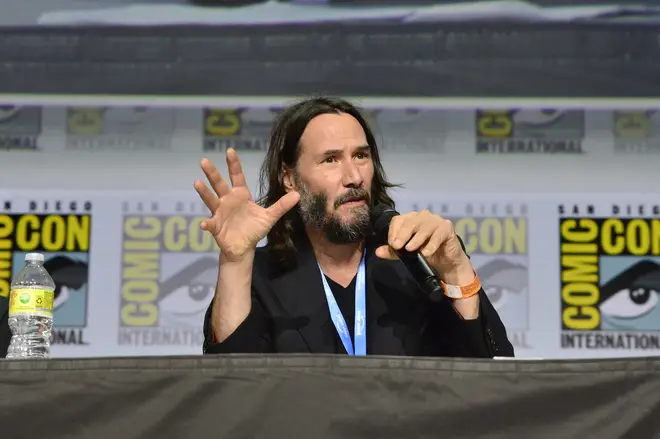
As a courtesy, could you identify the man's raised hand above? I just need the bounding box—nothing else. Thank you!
[194,148,300,263]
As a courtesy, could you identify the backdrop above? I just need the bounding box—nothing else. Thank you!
[1,99,659,360]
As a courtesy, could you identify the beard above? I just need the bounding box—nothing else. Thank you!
[295,174,372,244]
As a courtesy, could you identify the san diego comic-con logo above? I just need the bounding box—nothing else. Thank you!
[612,110,660,154]
[119,200,220,347]
[412,201,531,349]
[0,199,92,345]
[475,109,585,154]
[559,202,660,351]
[0,105,42,151]
[203,107,281,152]
[66,106,174,150]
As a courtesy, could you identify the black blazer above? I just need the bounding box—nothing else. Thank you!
[0,296,10,358]
[203,236,515,358]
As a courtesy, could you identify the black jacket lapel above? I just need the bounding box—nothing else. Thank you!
[365,250,410,356]
[268,239,335,354]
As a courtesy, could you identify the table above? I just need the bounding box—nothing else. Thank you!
[1,354,659,439]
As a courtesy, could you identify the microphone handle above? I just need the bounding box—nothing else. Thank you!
[393,248,447,302]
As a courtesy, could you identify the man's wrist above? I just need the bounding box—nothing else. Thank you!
[438,257,475,286]
[442,260,481,319]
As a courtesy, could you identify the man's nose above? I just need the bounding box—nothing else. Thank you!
[342,161,363,187]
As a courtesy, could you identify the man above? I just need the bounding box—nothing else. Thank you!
[0,295,9,358]
[195,97,514,357]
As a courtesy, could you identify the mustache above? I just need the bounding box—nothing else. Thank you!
[334,188,370,208]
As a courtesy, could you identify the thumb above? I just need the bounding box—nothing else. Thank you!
[267,191,300,221]
[375,245,398,260]
[200,217,219,236]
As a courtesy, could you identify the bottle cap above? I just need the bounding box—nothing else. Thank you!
[25,253,44,263]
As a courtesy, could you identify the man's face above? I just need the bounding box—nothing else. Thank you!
[288,112,375,244]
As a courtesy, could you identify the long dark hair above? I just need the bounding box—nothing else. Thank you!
[257,96,400,270]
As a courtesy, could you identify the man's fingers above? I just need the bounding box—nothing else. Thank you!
[199,217,219,236]
[201,158,231,197]
[267,191,300,221]
[388,216,403,247]
[226,148,249,190]
[375,245,398,260]
[404,221,436,252]
[390,214,420,250]
[194,180,220,212]
[420,227,445,258]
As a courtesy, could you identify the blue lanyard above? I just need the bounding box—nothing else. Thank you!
[318,249,367,356]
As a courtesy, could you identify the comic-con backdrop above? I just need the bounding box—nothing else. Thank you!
[1,190,659,360]
[1,103,659,359]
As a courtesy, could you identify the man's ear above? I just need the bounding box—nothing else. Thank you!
[282,168,295,193]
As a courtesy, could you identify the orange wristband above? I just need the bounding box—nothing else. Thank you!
[441,271,481,300]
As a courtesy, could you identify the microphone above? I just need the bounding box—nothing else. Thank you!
[371,204,446,302]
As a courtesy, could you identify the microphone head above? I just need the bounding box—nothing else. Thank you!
[370,203,400,237]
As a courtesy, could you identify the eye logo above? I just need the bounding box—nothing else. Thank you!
[43,255,89,311]
[478,259,527,311]
[599,260,660,331]
[0,106,21,122]
[158,256,218,319]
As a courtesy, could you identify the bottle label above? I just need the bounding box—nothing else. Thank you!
[8,289,55,318]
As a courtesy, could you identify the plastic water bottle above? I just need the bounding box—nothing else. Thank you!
[6,253,55,359]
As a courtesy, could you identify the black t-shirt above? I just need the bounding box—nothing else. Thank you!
[323,274,357,354]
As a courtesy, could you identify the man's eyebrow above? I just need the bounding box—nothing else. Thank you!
[320,145,370,156]
[321,148,342,156]
[323,145,371,155]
